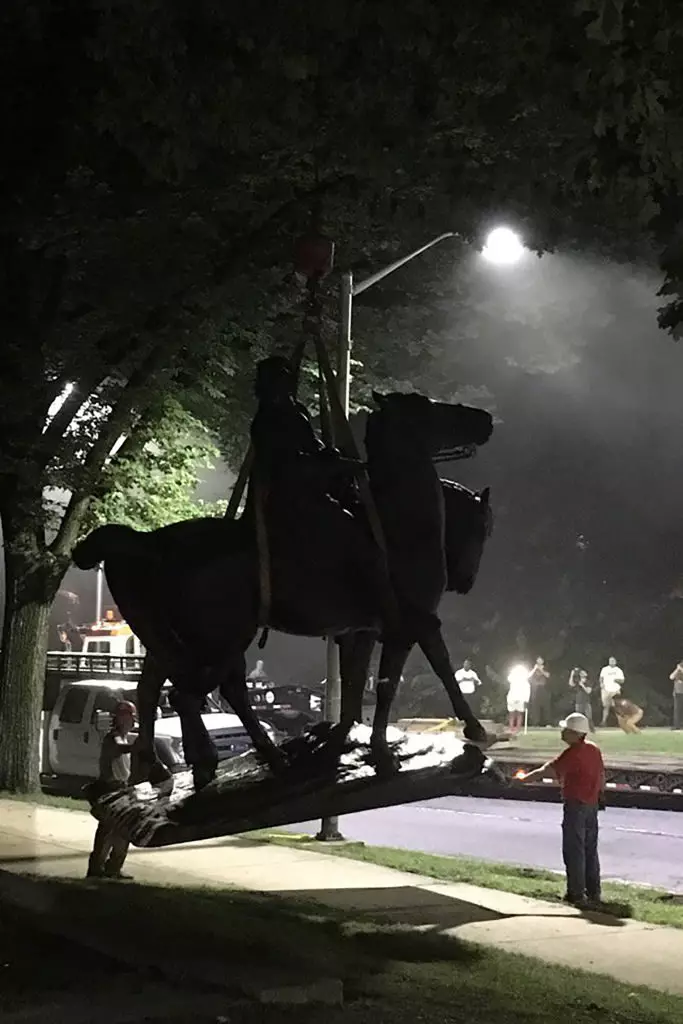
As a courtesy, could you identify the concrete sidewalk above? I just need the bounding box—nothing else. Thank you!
[1,797,682,995]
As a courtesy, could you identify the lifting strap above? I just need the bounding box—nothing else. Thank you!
[253,472,272,634]
[311,331,397,625]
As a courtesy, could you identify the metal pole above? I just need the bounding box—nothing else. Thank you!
[317,272,353,842]
[352,233,457,296]
[337,271,353,415]
[315,237,457,841]
[95,565,103,622]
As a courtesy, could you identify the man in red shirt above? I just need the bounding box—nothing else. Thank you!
[520,712,604,907]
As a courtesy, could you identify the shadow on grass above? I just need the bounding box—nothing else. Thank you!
[249,833,636,926]
[1,872,489,987]
[351,924,480,963]
[593,901,633,920]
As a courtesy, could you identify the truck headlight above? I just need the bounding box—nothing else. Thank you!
[265,690,275,704]
[309,695,322,711]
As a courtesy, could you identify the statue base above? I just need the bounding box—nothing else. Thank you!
[87,724,498,848]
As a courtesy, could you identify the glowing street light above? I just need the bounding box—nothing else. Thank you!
[481,227,525,266]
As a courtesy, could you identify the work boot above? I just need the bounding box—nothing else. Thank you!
[563,894,588,909]
[86,856,103,879]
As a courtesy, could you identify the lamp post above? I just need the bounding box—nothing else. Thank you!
[95,564,104,623]
[316,230,459,842]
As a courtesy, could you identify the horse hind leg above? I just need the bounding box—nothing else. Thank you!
[219,655,287,773]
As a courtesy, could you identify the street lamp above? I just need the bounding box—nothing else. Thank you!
[481,227,525,266]
[316,230,459,842]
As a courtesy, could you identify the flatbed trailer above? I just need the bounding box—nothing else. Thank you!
[464,743,683,809]
[395,721,683,809]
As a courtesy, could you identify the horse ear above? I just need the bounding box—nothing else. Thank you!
[480,486,490,505]
[372,390,387,408]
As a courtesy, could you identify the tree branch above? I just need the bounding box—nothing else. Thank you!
[41,332,151,465]
[48,344,174,559]
[210,172,361,284]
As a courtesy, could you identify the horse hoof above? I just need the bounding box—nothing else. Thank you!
[463,721,489,747]
[370,748,401,778]
[192,766,216,791]
[149,762,173,787]
[265,750,290,776]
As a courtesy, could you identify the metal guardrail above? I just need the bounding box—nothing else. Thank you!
[46,652,144,677]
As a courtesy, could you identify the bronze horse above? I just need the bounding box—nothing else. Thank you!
[73,390,493,787]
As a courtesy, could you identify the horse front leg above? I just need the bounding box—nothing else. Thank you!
[418,628,488,746]
[169,682,218,791]
[132,655,172,785]
[370,639,413,776]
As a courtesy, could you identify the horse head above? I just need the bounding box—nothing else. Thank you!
[442,481,494,594]
[370,391,493,462]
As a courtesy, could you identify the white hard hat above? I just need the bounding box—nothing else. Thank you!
[559,712,590,735]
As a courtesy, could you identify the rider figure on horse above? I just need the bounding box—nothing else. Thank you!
[248,356,354,514]
[250,356,323,473]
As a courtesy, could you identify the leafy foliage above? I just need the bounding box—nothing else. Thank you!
[85,400,224,533]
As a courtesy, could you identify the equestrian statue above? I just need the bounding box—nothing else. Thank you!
[73,356,494,790]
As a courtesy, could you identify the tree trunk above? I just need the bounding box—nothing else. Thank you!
[0,596,52,791]
[0,494,63,793]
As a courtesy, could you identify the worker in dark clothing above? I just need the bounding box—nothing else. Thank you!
[570,668,595,732]
[86,700,137,880]
[528,657,551,727]
[670,661,683,729]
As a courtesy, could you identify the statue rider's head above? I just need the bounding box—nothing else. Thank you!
[255,356,295,403]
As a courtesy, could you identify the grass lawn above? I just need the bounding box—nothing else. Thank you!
[0,789,88,811]
[249,830,683,930]
[5,873,683,1024]
[502,727,683,758]
[0,900,144,1016]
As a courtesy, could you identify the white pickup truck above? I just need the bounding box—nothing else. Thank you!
[40,678,274,784]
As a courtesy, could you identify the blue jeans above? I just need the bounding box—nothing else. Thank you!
[562,801,600,902]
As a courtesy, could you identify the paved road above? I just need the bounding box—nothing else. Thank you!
[289,796,683,892]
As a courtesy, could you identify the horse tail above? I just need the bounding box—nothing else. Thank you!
[72,525,142,569]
